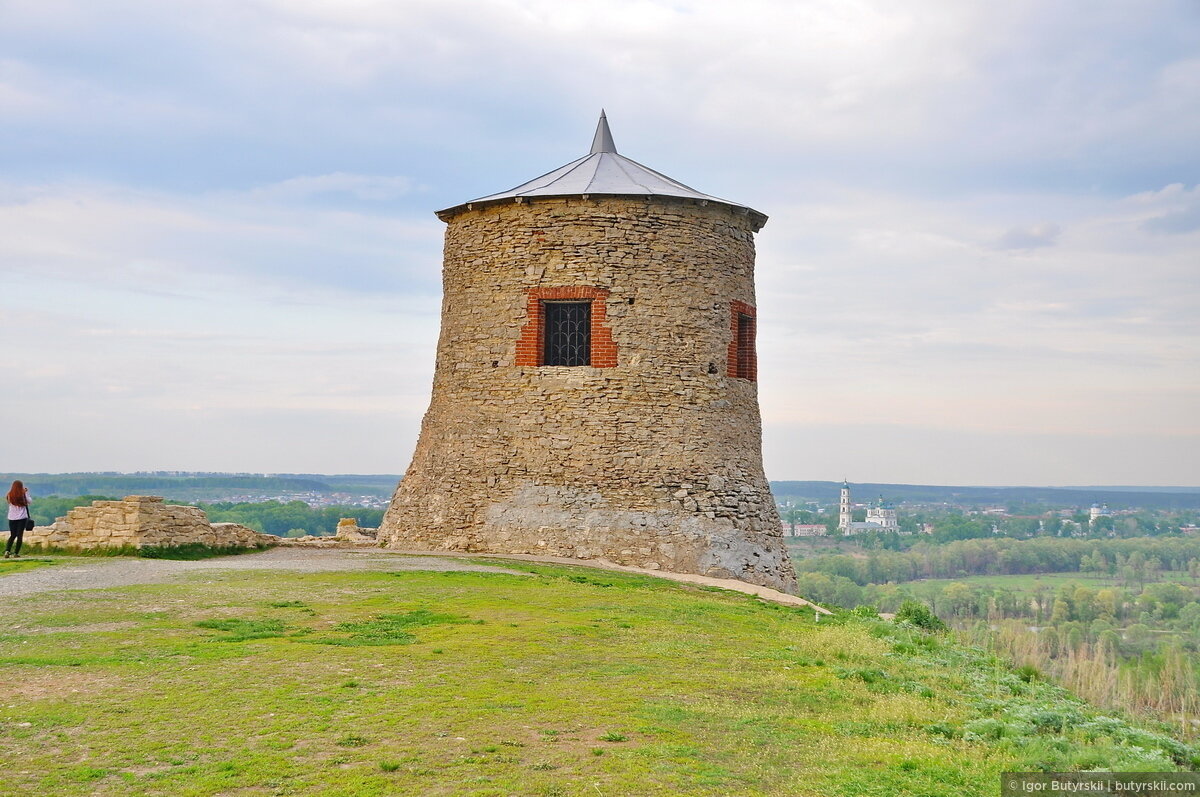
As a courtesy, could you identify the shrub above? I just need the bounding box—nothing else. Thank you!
[834,667,888,684]
[926,722,959,739]
[963,718,1027,742]
[895,600,948,632]
[1015,664,1042,683]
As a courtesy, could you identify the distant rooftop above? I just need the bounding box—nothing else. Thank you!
[437,111,767,229]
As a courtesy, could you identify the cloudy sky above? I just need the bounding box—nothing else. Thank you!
[3,0,1198,485]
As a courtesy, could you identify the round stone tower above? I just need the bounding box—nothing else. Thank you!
[381,112,796,593]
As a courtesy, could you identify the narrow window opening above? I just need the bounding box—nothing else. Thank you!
[736,313,755,379]
[727,301,758,381]
[542,301,591,366]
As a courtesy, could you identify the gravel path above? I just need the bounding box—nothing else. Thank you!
[0,548,826,613]
[0,548,525,599]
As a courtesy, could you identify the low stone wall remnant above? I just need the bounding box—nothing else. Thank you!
[334,518,378,543]
[278,518,380,548]
[29,496,278,551]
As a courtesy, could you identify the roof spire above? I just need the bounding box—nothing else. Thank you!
[590,109,617,154]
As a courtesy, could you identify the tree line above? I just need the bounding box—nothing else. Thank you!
[28,496,384,537]
[795,535,1200,586]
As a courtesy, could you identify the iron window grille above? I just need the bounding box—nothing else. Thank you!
[542,301,592,366]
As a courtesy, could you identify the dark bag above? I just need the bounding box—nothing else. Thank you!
[23,504,34,532]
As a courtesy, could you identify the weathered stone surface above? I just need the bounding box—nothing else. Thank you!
[28,497,278,551]
[333,518,379,543]
[379,195,797,593]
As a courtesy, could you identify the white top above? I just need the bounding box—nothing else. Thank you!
[7,491,29,520]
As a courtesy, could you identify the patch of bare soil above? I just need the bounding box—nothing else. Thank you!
[5,668,122,701]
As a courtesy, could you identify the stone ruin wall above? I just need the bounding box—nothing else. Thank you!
[30,496,276,551]
[381,196,796,593]
[279,518,380,548]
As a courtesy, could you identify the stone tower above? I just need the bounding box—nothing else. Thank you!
[380,113,796,593]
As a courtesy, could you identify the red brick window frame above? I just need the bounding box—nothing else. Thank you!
[727,300,757,381]
[516,287,617,368]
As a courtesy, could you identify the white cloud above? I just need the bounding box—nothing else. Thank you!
[995,222,1061,250]
[755,181,1200,482]
[1135,184,1200,234]
[0,179,443,296]
[251,172,415,202]
[9,281,439,473]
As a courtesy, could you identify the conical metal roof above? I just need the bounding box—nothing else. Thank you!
[437,112,767,229]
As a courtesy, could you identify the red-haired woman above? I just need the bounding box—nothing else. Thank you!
[6,480,30,558]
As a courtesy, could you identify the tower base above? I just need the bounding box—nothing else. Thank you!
[381,481,797,594]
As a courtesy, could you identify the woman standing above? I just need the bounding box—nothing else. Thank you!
[6,480,30,559]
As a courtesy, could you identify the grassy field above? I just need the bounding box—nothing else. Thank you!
[0,557,53,576]
[0,559,1193,796]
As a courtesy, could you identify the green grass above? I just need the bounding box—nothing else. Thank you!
[194,617,289,642]
[22,542,272,560]
[0,561,1192,796]
[0,557,54,576]
[317,609,477,646]
[138,542,273,560]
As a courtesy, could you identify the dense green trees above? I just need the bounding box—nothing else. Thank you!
[796,536,1200,586]
[199,501,384,536]
[27,495,111,526]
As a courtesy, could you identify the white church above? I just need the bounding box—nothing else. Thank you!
[837,481,900,535]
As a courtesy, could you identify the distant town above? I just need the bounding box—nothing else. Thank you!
[776,480,1200,541]
[206,491,390,510]
[6,472,1198,543]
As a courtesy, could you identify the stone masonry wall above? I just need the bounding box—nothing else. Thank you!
[380,196,796,593]
[29,496,277,551]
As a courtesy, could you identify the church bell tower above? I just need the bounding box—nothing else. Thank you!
[838,481,852,532]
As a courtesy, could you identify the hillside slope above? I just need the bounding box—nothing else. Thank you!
[0,559,1193,796]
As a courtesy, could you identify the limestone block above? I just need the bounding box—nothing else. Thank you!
[332,519,379,544]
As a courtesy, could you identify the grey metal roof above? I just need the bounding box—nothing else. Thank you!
[437,111,767,229]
